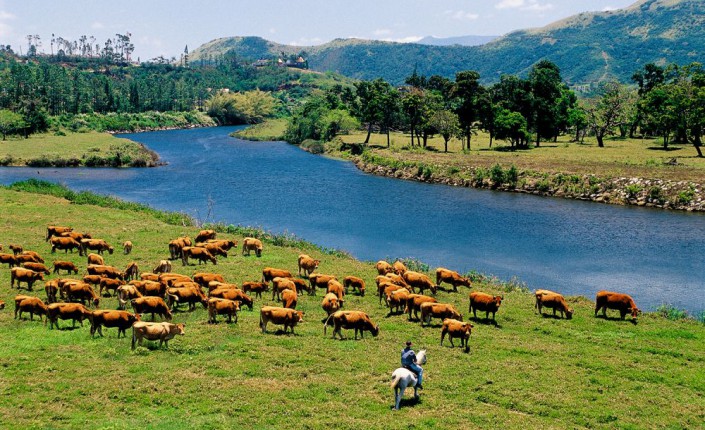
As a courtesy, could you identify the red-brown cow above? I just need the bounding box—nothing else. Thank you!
[403,271,437,295]
[46,225,73,241]
[259,306,304,334]
[46,302,92,329]
[65,282,101,308]
[44,280,59,304]
[168,237,192,260]
[87,253,104,266]
[9,244,23,255]
[375,260,394,275]
[441,318,473,352]
[181,247,217,266]
[99,277,125,297]
[271,277,296,301]
[595,291,640,321]
[53,260,79,275]
[435,267,471,292]
[262,267,292,283]
[537,292,574,319]
[193,272,225,289]
[393,261,408,275]
[420,302,462,327]
[321,293,341,317]
[50,237,83,255]
[209,288,253,311]
[89,310,140,338]
[326,279,345,304]
[195,229,216,243]
[87,264,124,280]
[0,253,18,268]
[297,254,320,277]
[207,298,240,324]
[153,260,172,274]
[131,296,173,321]
[81,239,114,255]
[15,296,48,321]
[281,288,298,309]
[343,276,366,296]
[167,286,208,311]
[10,267,45,290]
[386,288,410,315]
[469,292,503,321]
[242,281,269,298]
[308,273,337,296]
[22,262,50,275]
[242,237,263,257]
[324,310,379,340]
[117,284,143,309]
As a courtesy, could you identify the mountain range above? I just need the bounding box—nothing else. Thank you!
[190,0,705,85]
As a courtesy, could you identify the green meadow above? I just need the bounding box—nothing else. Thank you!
[0,185,704,429]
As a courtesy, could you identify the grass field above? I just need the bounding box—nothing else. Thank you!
[1,187,704,429]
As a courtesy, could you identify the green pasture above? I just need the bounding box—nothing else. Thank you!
[0,187,703,429]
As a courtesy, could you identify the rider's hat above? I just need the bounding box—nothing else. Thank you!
[406,340,412,346]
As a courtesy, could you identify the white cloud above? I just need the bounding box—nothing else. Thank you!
[0,11,15,20]
[602,6,618,12]
[443,9,480,21]
[288,37,323,46]
[496,0,553,11]
[373,28,393,36]
[496,0,524,9]
[268,27,277,34]
[380,35,423,43]
[91,21,105,30]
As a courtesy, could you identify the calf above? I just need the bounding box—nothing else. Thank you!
[375,260,394,275]
[440,318,473,352]
[537,292,573,319]
[595,291,640,321]
[297,254,320,277]
[259,306,304,334]
[53,260,79,275]
[403,271,436,295]
[469,292,503,321]
[420,302,462,327]
[131,297,173,321]
[181,246,217,266]
[208,298,240,323]
[435,267,471,292]
[262,267,292,283]
[131,321,185,349]
[343,276,366,296]
[10,267,45,290]
[242,237,263,257]
[15,296,49,321]
[123,241,133,255]
[242,281,269,298]
[324,310,379,340]
[89,310,140,338]
[46,302,92,329]
[209,288,253,311]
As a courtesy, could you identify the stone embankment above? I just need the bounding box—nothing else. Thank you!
[354,159,705,212]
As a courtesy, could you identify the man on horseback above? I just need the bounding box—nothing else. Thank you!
[401,340,423,390]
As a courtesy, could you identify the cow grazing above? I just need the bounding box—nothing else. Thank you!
[22,262,50,275]
[80,238,114,255]
[15,296,48,321]
[343,276,366,296]
[181,246,217,266]
[393,261,408,275]
[82,275,104,288]
[10,267,45,290]
[324,310,380,340]
[595,291,640,322]
[378,283,405,305]
[167,286,208,311]
[271,277,296,301]
[403,271,436,295]
[209,288,253,311]
[375,261,394,275]
[405,294,438,321]
[46,303,92,329]
[281,288,298,309]
[242,237,263,257]
[89,310,140,338]
[50,236,83,255]
[441,318,473,352]
[537,292,573,319]
[326,279,345,304]
[132,321,185,350]
[193,273,225,289]
[469,292,503,322]
[321,293,341,317]
[153,260,172,274]
[53,260,79,275]
[420,302,462,327]
[262,267,292,284]
[9,244,23,255]
[117,284,143,310]
[46,225,73,241]
[99,277,125,298]
[130,280,166,298]
[123,241,133,255]
[534,289,559,311]
[436,268,471,292]
[159,273,192,287]
[195,229,217,243]
[308,273,337,296]
[140,273,160,282]
[168,237,192,260]
[290,278,310,295]
[44,280,59,303]
[207,281,238,294]
[87,265,124,280]
[87,253,105,266]
[386,288,410,315]
[259,306,304,334]
[297,254,320,277]
[208,298,240,323]
[65,282,101,308]
[204,239,237,251]
[59,231,91,242]
[131,297,173,321]
[124,262,139,281]
[0,253,18,268]
[200,242,228,258]
[242,281,269,298]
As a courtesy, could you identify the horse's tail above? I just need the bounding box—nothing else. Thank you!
[390,373,402,389]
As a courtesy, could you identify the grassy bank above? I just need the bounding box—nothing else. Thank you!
[231,118,288,141]
[1,184,704,429]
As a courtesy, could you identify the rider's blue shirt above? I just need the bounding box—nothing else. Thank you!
[401,347,416,366]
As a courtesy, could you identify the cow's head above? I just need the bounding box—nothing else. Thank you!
[455,312,463,322]
[172,323,186,336]
[93,297,100,308]
[494,296,504,306]
[631,307,641,320]
[255,248,262,258]
[295,310,304,322]
[371,323,380,337]
[565,307,574,320]
[107,246,114,255]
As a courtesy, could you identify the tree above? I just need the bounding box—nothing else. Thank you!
[453,71,482,150]
[582,81,630,148]
[428,109,460,153]
[529,60,563,147]
[493,108,529,148]
[354,78,394,144]
[401,87,424,147]
[0,109,25,140]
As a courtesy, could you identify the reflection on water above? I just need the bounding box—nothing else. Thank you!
[1,126,703,311]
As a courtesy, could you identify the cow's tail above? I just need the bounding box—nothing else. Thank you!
[390,373,402,389]
[323,313,335,334]
[131,325,137,350]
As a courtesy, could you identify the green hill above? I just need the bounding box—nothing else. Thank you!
[190,0,705,85]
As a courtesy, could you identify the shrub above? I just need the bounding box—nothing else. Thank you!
[656,304,690,321]
[300,139,325,154]
[624,184,643,199]
[505,165,518,188]
[490,164,505,186]
[677,187,695,205]
[536,180,551,192]
[648,186,664,204]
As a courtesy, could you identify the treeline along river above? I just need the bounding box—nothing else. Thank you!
[1,126,703,312]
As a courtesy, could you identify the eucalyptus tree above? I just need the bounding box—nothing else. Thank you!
[529,60,563,147]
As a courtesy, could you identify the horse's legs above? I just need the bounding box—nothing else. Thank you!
[413,385,419,400]
[394,387,401,410]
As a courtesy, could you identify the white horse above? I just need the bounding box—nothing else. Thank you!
[390,349,427,410]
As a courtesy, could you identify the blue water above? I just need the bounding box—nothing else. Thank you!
[1,126,704,312]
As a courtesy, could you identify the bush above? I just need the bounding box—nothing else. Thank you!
[656,304,690,321]
[648,186,664,204]
[300,139,325,154]
[490,164,505,186]
[677,187,695,205]
[624,184,642,199]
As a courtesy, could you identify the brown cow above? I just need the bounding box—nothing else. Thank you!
[403,271,436,295]
[51,236,83,255]
[15,296,48,321]
[46,225,73,241]
[393,261,408,275]
[53,260,79,275]
[131,321,185,349]
[9,244,23,255]
[203,239,237,251]
[0,253,18,268]
[87,253,105,266]
[44,280,59,303]
[259,306,304,334]
[10,267,45,290]
[281,288,298,309]
[441,318,473,352]
[242,237,263,257]
[534,289,558,311]
[123,241,133,255]
[343,276,366,296]
[595,291,640,321]
[327,279,345,304]
[89,310,140,338]
[124,262,139,282]
[83,274,104,288]
[168,237,192,260]
[405,294,438,321]
[140,273,160,282]
[436,268,471,292]
[321,293,341,317]
[207,281,238,294]
[324,310,379,340]
[131,296,173,321]
[375,260,393,275]
[290,278,310,295]
[46,302,92,329]
[209,288,253,311]
[130,280,166,298]
[59,231,91,242]
[99,277,125,298]
[159,273,192,287]
[420,302,462,327]
[21,251,45,263]
[297,254,320,277]
[308,273,337,296]
[87,264,124,280]
[201,243,228,258]
[386,288,410,315]
[208,298,240,323]
[181,246,217,266]
[65,282,101,308]
[537,292,574,319]
[22,262,50,274]
[153,260,172,274]
[167,286,208,311]
[80,238,114,255]
[469,292,503,321]
[195,229,217,243]
[378,282,405,305]
[193,273,225,289]
[262,267,292,283]
[272,277,296,301]
[242,281,269,298]
[117,284,143,309]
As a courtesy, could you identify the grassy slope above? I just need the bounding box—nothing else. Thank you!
[1,188,704,429]
[0,132,149,166]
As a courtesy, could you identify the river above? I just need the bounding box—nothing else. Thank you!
[1,126,703,312]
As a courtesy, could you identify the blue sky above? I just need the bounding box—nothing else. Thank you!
[1,0,636,60]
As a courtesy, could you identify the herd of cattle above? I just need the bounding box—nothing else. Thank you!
[1,225,642,352]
